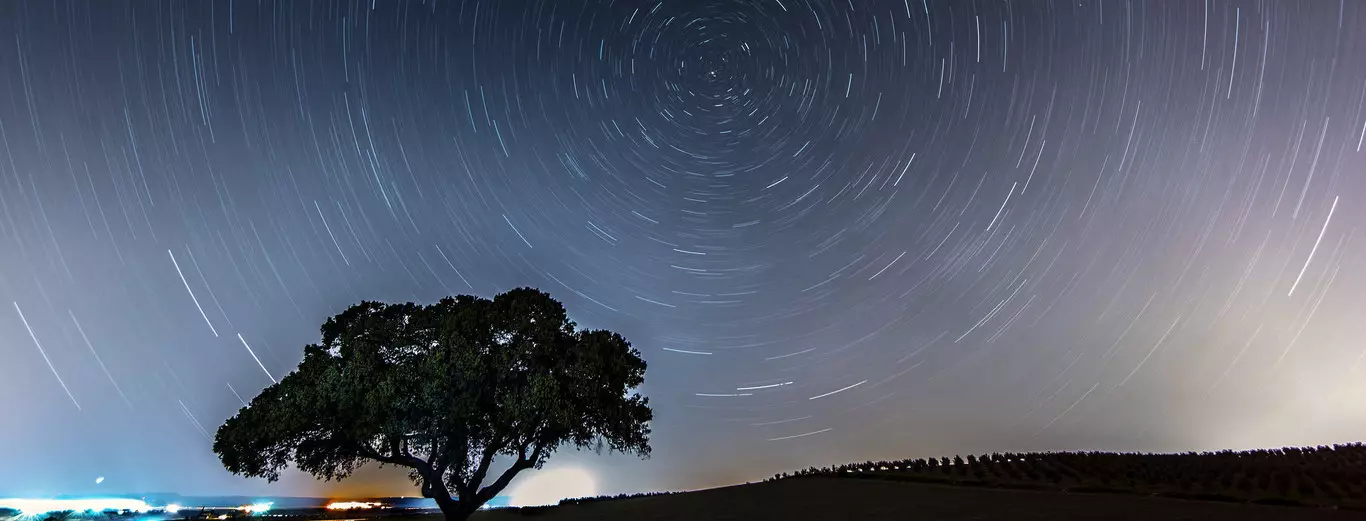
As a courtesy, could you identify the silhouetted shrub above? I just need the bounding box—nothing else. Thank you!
[558,490,679,506]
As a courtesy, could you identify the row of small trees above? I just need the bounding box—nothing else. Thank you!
[769,443,1366,509]
[557,490,678,506]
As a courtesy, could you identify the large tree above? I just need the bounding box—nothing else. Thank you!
[213,288,652,521]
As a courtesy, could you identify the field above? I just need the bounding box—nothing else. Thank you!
[779,443,1366,510]
[458,478,1363,521]
[457,444,1366,520]
[12,445,1362,521]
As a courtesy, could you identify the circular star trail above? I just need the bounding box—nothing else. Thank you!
[1,0,1364,497]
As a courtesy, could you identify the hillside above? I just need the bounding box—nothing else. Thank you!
[464,478,1361,521]
[775,443,1366,510]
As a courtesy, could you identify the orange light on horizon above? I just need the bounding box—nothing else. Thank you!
[325,501,384,510]
[238,502,273,514]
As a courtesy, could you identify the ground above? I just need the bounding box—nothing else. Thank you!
[455,478,1363,521]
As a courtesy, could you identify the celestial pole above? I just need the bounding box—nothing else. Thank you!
[0,0,1363,499]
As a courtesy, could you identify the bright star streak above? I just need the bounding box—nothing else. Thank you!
[168,249,218,337]
[808,380,867,400]
[13,302,81,411]
[237,333,277,384]
[736,382,793,391]
[662,347,713,355]
[766,428,832,441]
[1287,195,1339,297]
[227,382,247,407]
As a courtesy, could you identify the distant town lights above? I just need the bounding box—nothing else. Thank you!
[239,502,273,514]
[325,501,384,510]
[0,498,154,516]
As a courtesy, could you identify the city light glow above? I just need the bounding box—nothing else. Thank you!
[238,503,272,514]
[324,501,384,510]
[0,498,154,517]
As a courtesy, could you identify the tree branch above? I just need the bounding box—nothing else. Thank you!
[464,436,507,498]
[357,444,456,508]
[451,428,469,473]
[528,443,546,465]
[429,437,442,472]
[357,445,427,470]
[432,428,464,480]
[474,449,539,505]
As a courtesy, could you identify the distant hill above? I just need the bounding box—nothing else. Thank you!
[769,442,1366,510]
[463,478,1364,521]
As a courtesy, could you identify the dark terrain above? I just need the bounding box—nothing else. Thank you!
[461,444,1366,520]
[780,444,1366,510]
[17,445,1359,521]
[460,478,1363,521]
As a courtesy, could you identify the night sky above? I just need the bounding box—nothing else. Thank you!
[2,0,1365,500]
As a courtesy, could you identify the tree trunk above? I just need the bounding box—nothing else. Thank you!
[434,496,476,521]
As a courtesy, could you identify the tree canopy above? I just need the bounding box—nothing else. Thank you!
[213,288,652,520]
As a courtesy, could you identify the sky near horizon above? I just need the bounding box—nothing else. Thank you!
[2,0,1365,500]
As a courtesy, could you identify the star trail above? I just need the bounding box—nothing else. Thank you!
[1,0,1365,499]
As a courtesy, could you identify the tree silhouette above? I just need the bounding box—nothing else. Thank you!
[212,288,652,521]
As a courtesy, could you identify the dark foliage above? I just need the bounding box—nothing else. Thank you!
[212,288,652,521]
[770,443,1366,510]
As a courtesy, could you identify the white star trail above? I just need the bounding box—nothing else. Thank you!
[69,310,132,409]
[13,302,81,411]
[237,334,277,384]
[808,380,868,400]
[1,0,1364,495]
[168,249,218,337]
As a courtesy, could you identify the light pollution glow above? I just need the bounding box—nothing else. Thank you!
[324,502,384,510]
[0,499,277,518]
[0,499,160,517]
